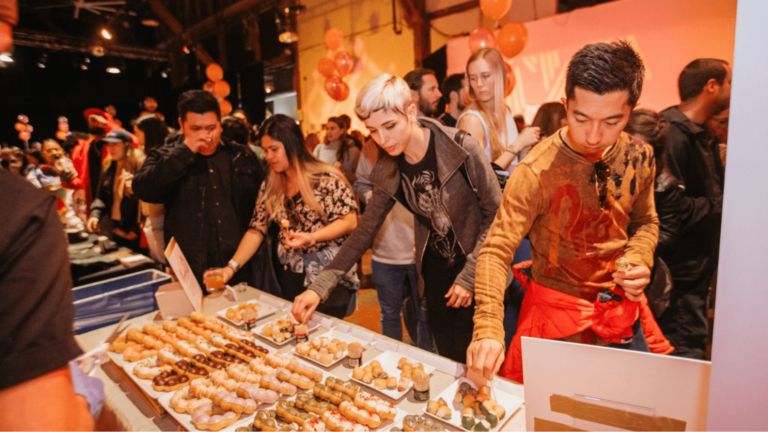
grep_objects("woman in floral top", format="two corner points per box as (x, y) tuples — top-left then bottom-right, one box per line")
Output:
(217, 114), (359, 318)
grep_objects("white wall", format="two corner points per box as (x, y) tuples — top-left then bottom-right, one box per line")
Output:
(706, 0), (768, 429)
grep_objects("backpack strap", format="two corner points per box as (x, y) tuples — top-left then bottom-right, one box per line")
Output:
(453, 129), (480, 199)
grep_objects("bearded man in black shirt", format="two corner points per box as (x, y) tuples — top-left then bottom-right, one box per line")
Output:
(134, 90), (266, 292)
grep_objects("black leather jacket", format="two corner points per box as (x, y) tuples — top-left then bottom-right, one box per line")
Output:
(133, 133), (265, 283)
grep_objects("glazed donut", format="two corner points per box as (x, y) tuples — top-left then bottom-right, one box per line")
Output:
(402, 414), (445, 432)
(235, 383), (279, 405)
(108, 336), (135, 354)
(314, 383), (353, 405)
(325, 377), (361, 398)
(211, 334), (256, 362)
(191, 405), (241, 432)
(171, 325), (200, 344)
(122, 344), (157, 362)
(169, 387), (213, 414)
(227, 363), (261, 384)
(353, 392), (397, 420)
(295, 392), (338, 416)
(249, 358), (277, 376)
(133, 357), (172, 380)
(275, 368), (313, 390)
(265, 351), (293, 369)
(295, 342), (311, 356)
(253, 409), (296, 432)
(321, 410), (370, 432)
(157, 348), (183, 365)
(275, 400), (321, 427)
(287, 360), (323, 382)
(175, 340), (202, 358)
(152, 370), (190, 392)
(178, 317), (214, 339)
(339, 401), (382, 428)
(209, 371), (239, 392)
(213, 388), (258, 415)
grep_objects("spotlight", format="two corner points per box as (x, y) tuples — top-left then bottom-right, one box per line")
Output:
(0, 52), (12, 63)
(37, 53), (48, 69)
(106, 67), (121, 74)
(101, 29), (112, 40)
(182, 46), (190, 54)
(81, 63), (89, 70)
(279, 30), (299, 43)
(142, 17), (160, 27)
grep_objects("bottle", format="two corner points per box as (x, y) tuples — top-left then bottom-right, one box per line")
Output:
(347, 342), (363, 367)
(294, 323), (308, 344)
(412, 369), (430, 401)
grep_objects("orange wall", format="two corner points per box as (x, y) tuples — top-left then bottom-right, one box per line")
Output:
(447, 0), (737, 120)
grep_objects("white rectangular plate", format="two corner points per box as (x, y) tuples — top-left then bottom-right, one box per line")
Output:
(277, 391), (408, 431)
(348, 351), (436, 401)
(107, 350), (133, 369)
(215, 300), (277, 327)
(252, 315), (320, 346)
(422, 377), (523, 431)
(292, 331), (365, 368)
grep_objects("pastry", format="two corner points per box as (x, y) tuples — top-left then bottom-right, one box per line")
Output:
(295, 392), (338, 416)
(275, 400), (321, 428)
(353, 392), (397, 420)
(402, 414), (445, 431)
(191, 405), (241, 431)
(287, 360), (323, 382)
(339, 401), (382, 428)
(314, 383), (353, 405)
(235, 383), (279, 405)
(169, 387), (213, 414)
(325, 377), (361, 398)
(152, 370), (190, 392)
(321, 410), (370, 432)
(190, 354), (227, 374)
(253, 409), (295, 431)
(133, 356), (171, 379)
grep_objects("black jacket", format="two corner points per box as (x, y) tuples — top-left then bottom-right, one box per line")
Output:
(133, 133), (265, 284)
(659, 105), (724, 282)
(90, 161), (140, 236)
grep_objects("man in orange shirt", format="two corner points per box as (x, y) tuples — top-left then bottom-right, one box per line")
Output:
(468, 41), (667, 382)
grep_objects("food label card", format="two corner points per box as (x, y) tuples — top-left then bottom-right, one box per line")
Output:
(164, 237), (203, 312)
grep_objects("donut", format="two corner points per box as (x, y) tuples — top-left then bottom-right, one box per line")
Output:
(253, 409), (295, 431)
(295, 392), (338, 416)
(235, 383), (279, 405)
(133, 357), (172, 380)
(275, 400), (321, 427)
(169, 387), (213, 414)
(152, 370), (190, 392)
(287, 360), (323, 382)
(314, 383), (353, 405)
(173, 359), (209, 379)
(190, 354), (227, 374)
(321, 410), (370, 432)
(402, 414), (445, 432)
(339, 401), (382, 428)
(191, 405), (241, 431)
(324, 377), (361, 398)
(353, 392), (397, 420)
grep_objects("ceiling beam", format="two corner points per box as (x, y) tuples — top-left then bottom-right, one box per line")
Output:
(426, 0), (479, 20)
(12, 29), (169, 62)
(147, 0), (215, 64)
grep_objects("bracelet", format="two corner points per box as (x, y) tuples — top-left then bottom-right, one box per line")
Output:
(505, 147), (520, 157)
(309, 233), (316, 246)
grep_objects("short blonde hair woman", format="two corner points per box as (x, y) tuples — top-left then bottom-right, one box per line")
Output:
(457, 48), (540, 172)
(292, 74), (502, 365)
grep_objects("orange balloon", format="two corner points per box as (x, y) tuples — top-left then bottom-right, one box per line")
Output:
(219, 99), (233, 117)
(504, 62), (516, 96)
(335, 81), (350, 101)
(325, 77), (342, 99)
(56, 130), (68, 140)
(59, 124), (69, 132)
(203, 81), (215, 93)
(324, 28), (344, 51)
(214, 80), (231, 98)
(334, 51), (353, 77)
(468, 28), (496, 53)
(480, 0), (512, 21)
(318, 58), (336, 78)
(206, 63), (224, 82)
(19, 131), (30, 141)
(497, 22), (528, 58)
(14, 122), (26, 132)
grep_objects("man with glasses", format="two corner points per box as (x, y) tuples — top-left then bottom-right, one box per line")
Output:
(467, 41), (670, 383)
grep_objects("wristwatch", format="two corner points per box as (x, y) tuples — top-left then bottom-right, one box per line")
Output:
(227, 259), (240, 273)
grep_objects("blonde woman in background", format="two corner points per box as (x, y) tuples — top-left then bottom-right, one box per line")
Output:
(458, 48), (540, 173)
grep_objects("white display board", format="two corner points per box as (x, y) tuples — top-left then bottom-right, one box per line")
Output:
(164, 237), (203, 312)
(522, 337), (710, 431)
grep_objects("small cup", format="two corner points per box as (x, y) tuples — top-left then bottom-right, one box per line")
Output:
(203, 268), (226, 292)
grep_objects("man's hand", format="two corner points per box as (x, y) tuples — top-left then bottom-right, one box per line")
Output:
(123, 172), (134, 197)
(86, 217), (99, 233)
(466, 339), (505, 380)
(445, 283), (473, 308)
(183, 136), (213, 154)
(291, 290), (321, 323)
(613, 264), (651, 302)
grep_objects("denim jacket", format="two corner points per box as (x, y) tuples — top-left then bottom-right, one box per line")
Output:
(309, 117), (502, 301)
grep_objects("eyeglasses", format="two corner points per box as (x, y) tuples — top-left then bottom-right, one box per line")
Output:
(594, 160), (615, 210)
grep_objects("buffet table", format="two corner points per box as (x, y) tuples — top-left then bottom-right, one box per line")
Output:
(76, 286), (527, 431)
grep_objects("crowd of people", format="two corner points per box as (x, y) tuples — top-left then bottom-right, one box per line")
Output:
(1, 35), (729, 425)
